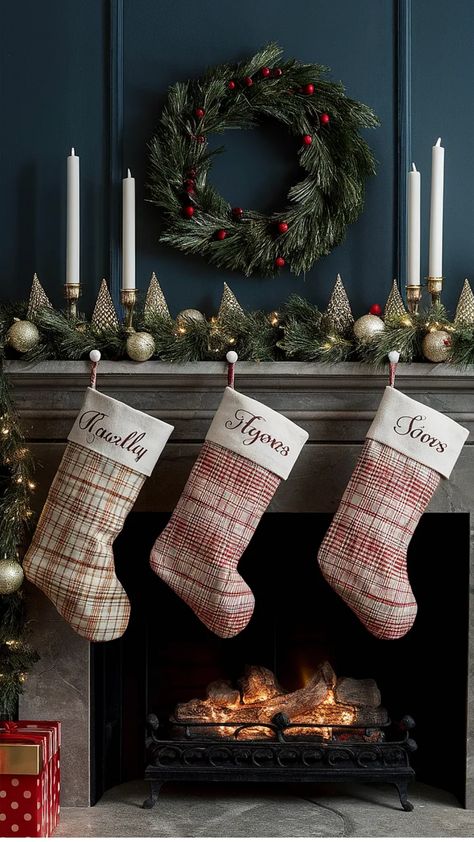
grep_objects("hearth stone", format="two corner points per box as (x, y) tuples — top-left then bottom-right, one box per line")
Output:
(9, 361), (474, 808)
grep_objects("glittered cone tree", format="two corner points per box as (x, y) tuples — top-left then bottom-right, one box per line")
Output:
(144, 273), (171, 321)
(325, 274), (354, 336)
(91, 280), (119, 332)
(27, 274), (52, 319)
(454, 279), (474, 328)
(384, 280), (407, 321)
(217, 283), (245, 322)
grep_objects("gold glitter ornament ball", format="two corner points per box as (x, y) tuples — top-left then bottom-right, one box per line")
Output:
(7, 319), (40, 353)
(422, 330), (451, 362)
(0, 558), (24, 594)
(353, 314), (385, 342)
(176, 308), (206, 325)
(126, 331), (156, 362)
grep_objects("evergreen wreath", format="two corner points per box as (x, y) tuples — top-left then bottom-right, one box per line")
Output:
(148, 43), (379, 277)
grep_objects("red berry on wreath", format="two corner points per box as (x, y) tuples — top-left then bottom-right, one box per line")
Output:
(184, 179), (195, 191)
(187, 168), (197, 178)
(232, 207), (244, 219)
(320, 112), (330, 125)
(183, 205), (195, 218)
(195, 107), (205, 119)
(304, 83), (315, 95)
(261, 66), (271, 78)
(302, 134), (313, 145)
(273, 67), (282, 77)
(216, 229), (227, 240)
(228, 80), (236, 90)
(277, 221), (289, 234)
(196, 135), (206, 144)
(275, 256), (286, 268)
(369, 303), (382, 316)
(244, 76), (253, 87)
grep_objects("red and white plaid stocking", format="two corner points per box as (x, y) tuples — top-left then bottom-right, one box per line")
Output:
(318, 386), (468, 639)
(24, 388), (173, 642)
(150, 387), (308, 638)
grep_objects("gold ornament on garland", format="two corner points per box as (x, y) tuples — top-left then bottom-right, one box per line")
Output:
(325, 274), (354, 336)
(353, 313), (385, 342)
(384, 279), (407, 321)
(7, 318), (40, 353)
(176, 309), (206, 331)
(144, 272), (171, 320)
(126, 331), (156, 361)
(422, 330), (451, 362)
(27, 274), (52, 319)
(0, 557), (24, 595)
(454, 279), (474, 328)
(91, 279), (119, 332)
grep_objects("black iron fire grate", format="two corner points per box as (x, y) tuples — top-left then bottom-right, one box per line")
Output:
(142, 712), (417, 812)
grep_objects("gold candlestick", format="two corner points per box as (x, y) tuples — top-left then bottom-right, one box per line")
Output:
(121, 288), (137, 333)
(427, 276), (443, 305)
(405, 284), (422, 314)
(64, 283), (81, 319)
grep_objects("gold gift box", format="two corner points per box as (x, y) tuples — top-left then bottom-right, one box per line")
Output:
(0, 743), (41, 775)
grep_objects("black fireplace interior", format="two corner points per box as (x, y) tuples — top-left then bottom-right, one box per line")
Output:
(91, 512), (469, 806)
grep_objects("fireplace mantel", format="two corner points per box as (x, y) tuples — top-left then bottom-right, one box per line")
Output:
(8, 360), (474, 808)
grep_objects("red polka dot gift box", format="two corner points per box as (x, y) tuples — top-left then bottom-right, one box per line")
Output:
(0, 721), (61, 837)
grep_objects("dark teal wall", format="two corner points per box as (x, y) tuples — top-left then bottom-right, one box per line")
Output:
(0, 1), (471, 316)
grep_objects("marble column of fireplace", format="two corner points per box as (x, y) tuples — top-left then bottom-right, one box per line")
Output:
(7, 360), (474, 807)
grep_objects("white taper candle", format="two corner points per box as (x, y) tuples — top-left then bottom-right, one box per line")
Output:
(122, 168), (136, 290)
(66, 148), (80, 285)
(407, 163), (420, 285)
(428, 138), (445, 279)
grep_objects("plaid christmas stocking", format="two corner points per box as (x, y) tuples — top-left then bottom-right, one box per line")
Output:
(318, 386), (468, 639)
(150, 387), (308, 638)
(24, 388), (173, 642)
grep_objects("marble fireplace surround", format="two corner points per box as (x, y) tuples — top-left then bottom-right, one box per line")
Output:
(6, 360), (474, 808)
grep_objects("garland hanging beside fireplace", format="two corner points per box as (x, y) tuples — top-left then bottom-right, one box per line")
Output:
(148, 43), (379, 276)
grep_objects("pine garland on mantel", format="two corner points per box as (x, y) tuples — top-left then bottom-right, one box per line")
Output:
(2, 284), (473, 367)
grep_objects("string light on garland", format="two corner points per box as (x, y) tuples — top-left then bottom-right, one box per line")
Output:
(149, 43), (378, 276)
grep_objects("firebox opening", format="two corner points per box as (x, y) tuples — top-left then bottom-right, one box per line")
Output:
(91, 512), (469, 807)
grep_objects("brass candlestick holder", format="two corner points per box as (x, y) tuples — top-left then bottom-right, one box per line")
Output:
(64, 283), (81, 319)
(427, 276), (443, 305)
(121, 288), (137, 333)
(405, 283), (422, 314)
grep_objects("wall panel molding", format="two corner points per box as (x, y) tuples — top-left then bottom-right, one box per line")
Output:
(108, 0), (124, 306)
(397, 0), (412, 286)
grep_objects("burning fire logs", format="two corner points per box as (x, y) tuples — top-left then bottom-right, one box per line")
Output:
(172, 662), (387, 741)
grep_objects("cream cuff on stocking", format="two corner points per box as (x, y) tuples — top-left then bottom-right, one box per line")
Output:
(206, 387), (309, 480)
(68, 387), (174, 476)
(367, 386), (468, 478)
